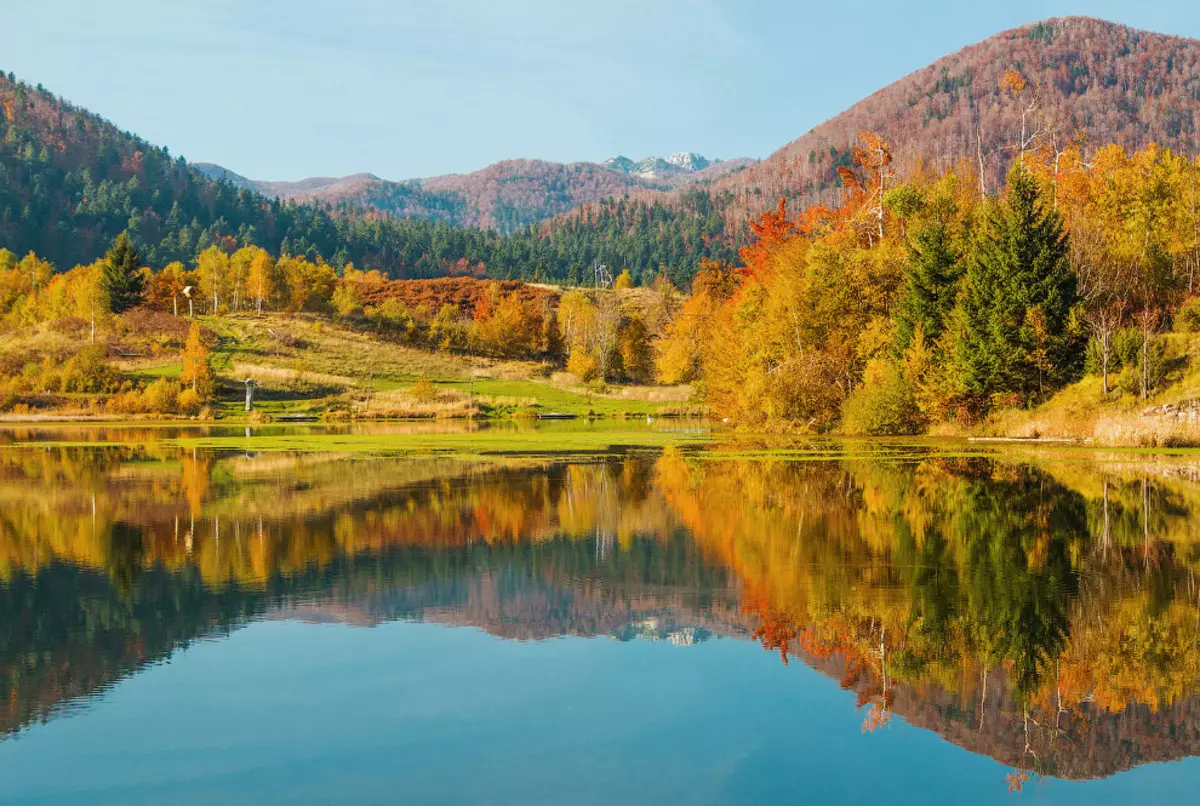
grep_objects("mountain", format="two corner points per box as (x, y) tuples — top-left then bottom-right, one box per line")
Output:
(602, 155), (636, 173)
(0, 71), (736, 284)
(602, 151), (753, 182)
(190, 152), (754, 233)
(687, 16), (1200, 229)
(4, 16), (1199, 286)
(0, 70), (519, 274)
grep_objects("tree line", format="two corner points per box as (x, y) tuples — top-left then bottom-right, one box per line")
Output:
(0, 231), (670, 415)
(653, 123), (1200, 433)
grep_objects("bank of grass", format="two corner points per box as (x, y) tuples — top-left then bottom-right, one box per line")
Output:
(973, 333), (1200, 447)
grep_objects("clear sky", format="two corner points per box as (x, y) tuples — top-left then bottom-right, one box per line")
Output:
(3, 1), (1198, 181)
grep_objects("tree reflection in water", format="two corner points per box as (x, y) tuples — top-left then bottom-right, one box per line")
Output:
(3, 440), (1200, 784)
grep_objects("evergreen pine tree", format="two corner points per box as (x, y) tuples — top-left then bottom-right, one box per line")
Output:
(956, 165), (1081, 405)
(101, 231), (145, 313)
(895, 221), (962, 350)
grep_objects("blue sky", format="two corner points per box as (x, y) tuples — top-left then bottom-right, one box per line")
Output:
(2, 1), (1197, 180)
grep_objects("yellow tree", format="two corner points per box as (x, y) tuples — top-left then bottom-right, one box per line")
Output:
(229, 246), (260, 313)
(68, 261), (109, 345)
(618, 316), (654, 384)
(245, 247), (278, 316)
(181, 322), (215, 400)
(557, 290), (597, 352)
(195, 246), (229, 315)
(279, 256), (337, 314)
(1094, 144), (1184, 398)
(656, 258), (737, 385)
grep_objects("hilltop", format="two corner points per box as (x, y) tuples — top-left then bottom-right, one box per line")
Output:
(688, 16), (1200, 228)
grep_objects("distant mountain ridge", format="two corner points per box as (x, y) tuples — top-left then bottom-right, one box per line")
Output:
(194, 17), (1200, 240)
(192, 152), (755, 233)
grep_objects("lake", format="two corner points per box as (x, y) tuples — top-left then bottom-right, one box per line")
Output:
(2, 424), (1200, 803)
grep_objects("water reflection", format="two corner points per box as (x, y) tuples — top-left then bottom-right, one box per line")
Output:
(3, 438), (1200, 787)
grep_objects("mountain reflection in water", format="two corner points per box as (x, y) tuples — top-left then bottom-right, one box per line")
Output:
(3, 437), (1200, 793)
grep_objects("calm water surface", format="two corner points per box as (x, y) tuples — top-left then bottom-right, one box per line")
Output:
(2, 426), (1200, 803)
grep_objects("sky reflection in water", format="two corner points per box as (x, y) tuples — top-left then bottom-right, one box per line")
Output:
(2, 431), (1200, 803)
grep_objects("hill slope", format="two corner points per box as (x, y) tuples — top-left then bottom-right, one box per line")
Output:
(695, 16), (1200, 228)
(0, 72), (736, 283)
(0, 71), (513, 273)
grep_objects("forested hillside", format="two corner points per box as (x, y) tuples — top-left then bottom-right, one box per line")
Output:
(0, 72), (732, 283)
(194, 160), (644, 231)
(692, 16), (1200, 229)
(194, 155), (753, 234)
(0, 71), (504, 274)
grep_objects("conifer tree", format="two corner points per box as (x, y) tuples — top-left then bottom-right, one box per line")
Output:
(101, 232), (145, 313)
(895, 222), (962, 350)
(955, 165), (1081, 405)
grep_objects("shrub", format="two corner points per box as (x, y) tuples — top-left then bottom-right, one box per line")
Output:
(1177, 297), (1200, 333)
(409, 378), (439, 403)
(107, 389), (146, 414)
(841, 360), (924, 436)
(143, 378), (181, 413)
(178, 388), (202, 415)
(567, 348), (599, 382)
(59, 346), (122, 394)
(1117, 336), (1169, 397)
(514, 404), (539, 420)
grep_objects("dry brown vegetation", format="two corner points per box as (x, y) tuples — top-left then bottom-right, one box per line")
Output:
(357, 276), (557, 315)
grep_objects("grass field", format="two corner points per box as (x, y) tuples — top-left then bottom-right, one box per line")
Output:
(107, 313), (697, 422)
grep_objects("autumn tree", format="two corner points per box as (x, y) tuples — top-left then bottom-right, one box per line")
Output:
(181, 321), (215, 400)
(1092, 145), (1186, 399)
(195, 246), (229, 315)
(70, 261), (109, 345)
(557, 290), (598, 351)
(618, 316), (654, 384)
(279, 256), (337, 314)
(656, 258), (738, 385)
(471, 285), (543, 358)
(246, 247), (278, 316)
(852, 131), (894, 242)
(145, 261), (189, 316)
